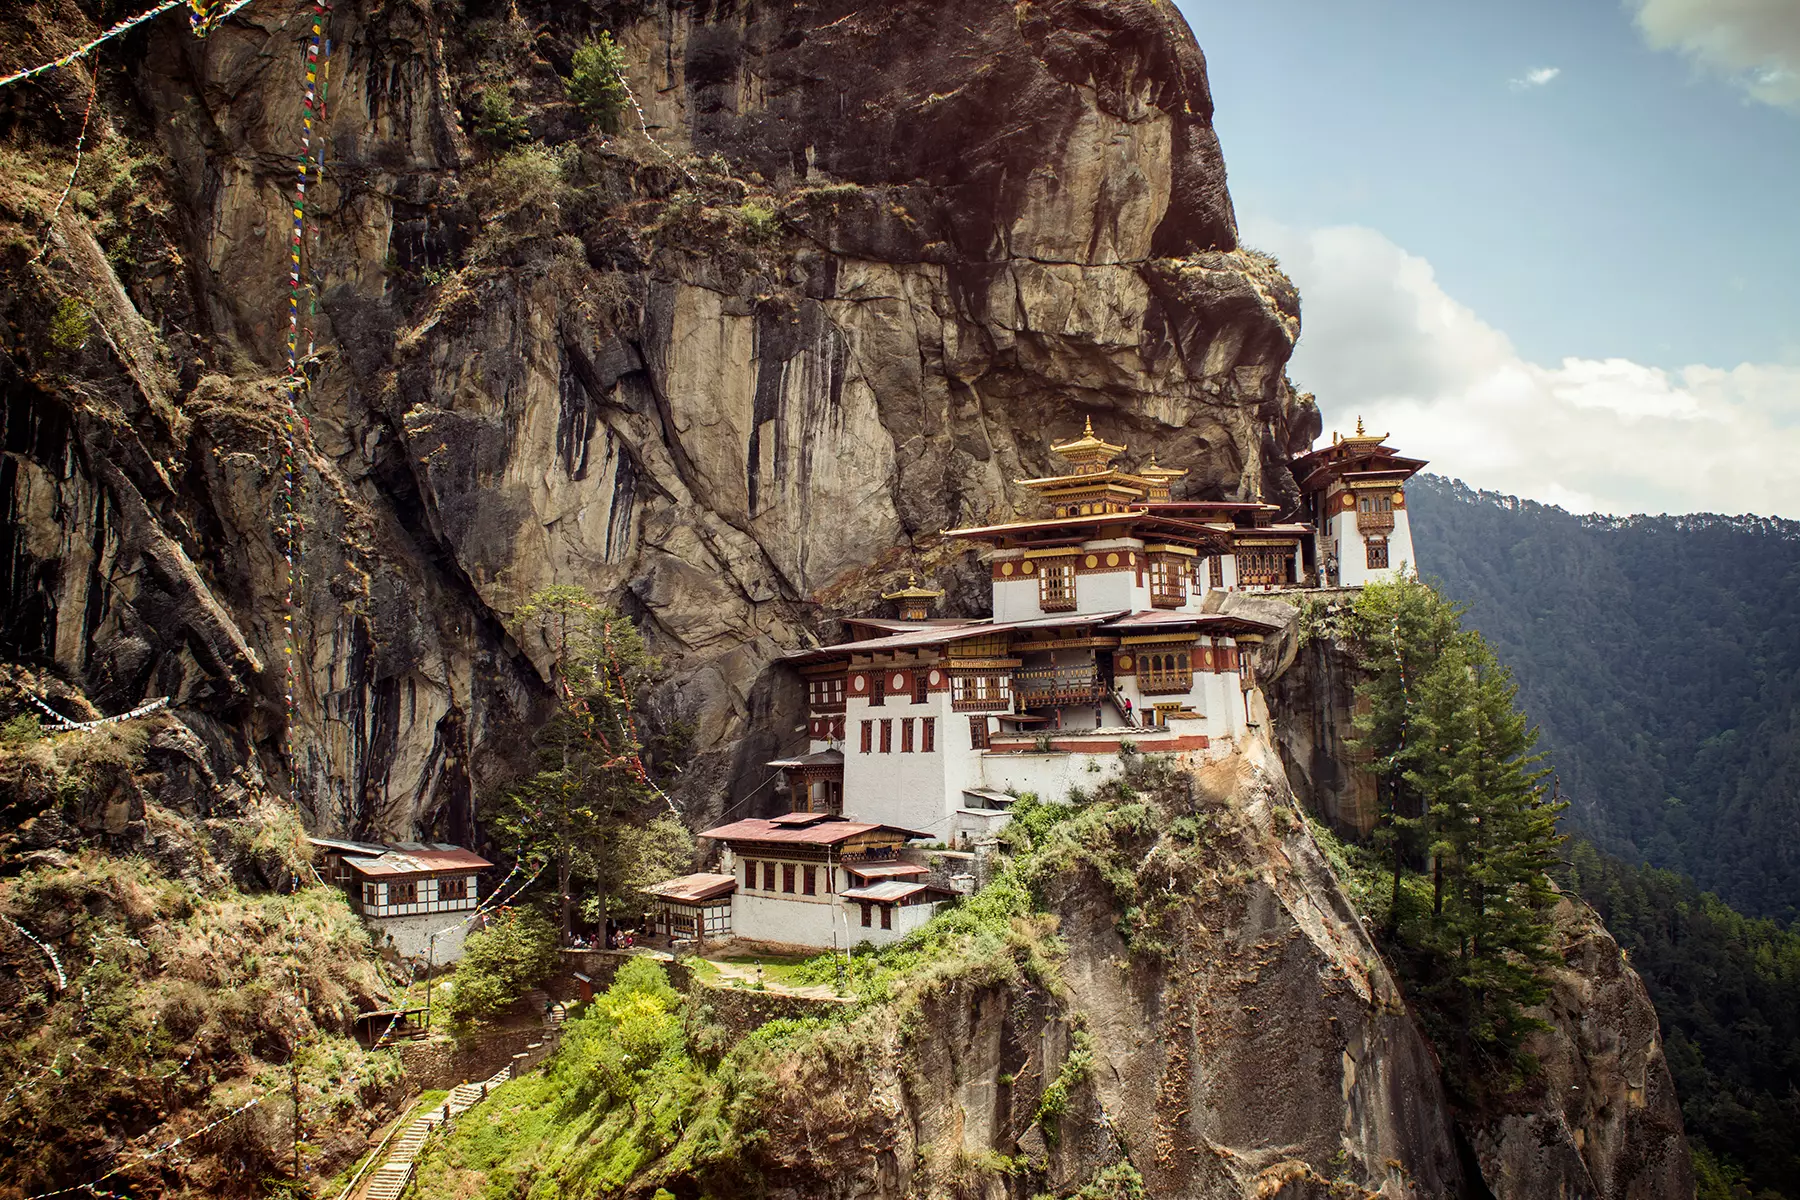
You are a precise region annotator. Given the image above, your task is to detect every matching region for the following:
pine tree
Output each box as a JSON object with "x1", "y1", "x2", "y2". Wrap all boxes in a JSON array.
[
  {"x1": 1350, "y1": 575, "x2": 1568, "y2": 1087},
  {"x1": 492, "y1": 586, "x2": 661, "y2": 940},
  {"x1": 1448, "y1": 644, "x2": 1564, "y2": 1065},
  {"x1": 1351, "y1": 573, "x2": 1468, "y2": 934}
]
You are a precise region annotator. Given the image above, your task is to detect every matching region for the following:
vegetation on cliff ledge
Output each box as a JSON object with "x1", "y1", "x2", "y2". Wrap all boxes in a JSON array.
[
  {"x1": 1346, "y1": 576, "x2": 1568, "y2": 1094},
  {"x1": 407, "y1": 761, "x2": 1239, "y2": 1198}
]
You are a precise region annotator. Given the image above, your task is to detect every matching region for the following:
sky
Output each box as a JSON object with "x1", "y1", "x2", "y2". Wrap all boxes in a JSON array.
[{"x1": 1175, "y1": 0, "x2": 1800, "y2": 517}]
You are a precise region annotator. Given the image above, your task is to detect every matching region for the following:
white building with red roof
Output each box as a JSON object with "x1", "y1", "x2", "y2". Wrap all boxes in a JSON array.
[
  {"x1": 309, "y1": 838, "x2": 492, "y2": 962},
  {"x1": 649, "y1": 419, "x2": 1427, "y2": 951}
]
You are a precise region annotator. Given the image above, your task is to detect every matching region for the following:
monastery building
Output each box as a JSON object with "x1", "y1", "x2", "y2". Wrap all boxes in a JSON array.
[{"x1": 649, "y1": 421, "x2": 1425, "y2": 951}]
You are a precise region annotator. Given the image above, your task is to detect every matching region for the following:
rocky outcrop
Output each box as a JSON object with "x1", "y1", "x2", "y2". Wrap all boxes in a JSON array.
[
  {"x1": 1253, "y1": 596, "x2": 1695, "y2": 1200},
  {"x1": 1, "y1": 0, "x2": 1317, "y2": 839},
  {"x1": 680, "y1": 743, "x2": 1472, "y2": 1200},
  {"x1": 1471, "y1": 896, "x2": 1695, "y2": 1200}
]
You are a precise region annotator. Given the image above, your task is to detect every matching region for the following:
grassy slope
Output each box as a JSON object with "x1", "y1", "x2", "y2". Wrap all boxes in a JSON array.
[{"x1": 0, "y1": 714, "x2": 408, "y2": 1198}]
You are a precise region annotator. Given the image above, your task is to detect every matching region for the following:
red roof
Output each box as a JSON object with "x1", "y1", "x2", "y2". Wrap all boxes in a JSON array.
[
  {"x1": 782, "y1": 611, "x2": 1130, "y2": 664},
  {"x1": 345, "y1": 846, "x2": 493, "y2": 877},
  {"x1": 699, "y1": 815, "x2": 929, "y2": 845},
  {"x1": 645, "y1": 873, "x2": 738, "y2": 903},
  {"x1": 844, "y1": 862, "x2": 930, "y2": 880},
  {"x1": 1101, "y1": 612, "x2": 1279, "y2": 636},
  {"x1": 945, "y1": 511, "x2": 1233, "y2": 547}
]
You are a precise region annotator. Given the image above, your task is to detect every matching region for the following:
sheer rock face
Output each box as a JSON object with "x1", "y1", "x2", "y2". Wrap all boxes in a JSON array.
[
  {"x1": 1257, "y1": 605, "x2": 1695, "y2": 1200},
  {"x1": 4, "y1": 0, "x2": 1315, "y2": 837},
  {"x1": 1473, "y1": 897, "x2": 1696, "y2": 1200}
]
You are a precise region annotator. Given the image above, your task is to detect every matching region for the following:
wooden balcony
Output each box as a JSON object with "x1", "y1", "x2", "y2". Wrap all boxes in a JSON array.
[
  {"x1": 952, "y1": 695, "x2": 1013, "y2": 713},
  {"x1": 1039, "y1": 593, "x2": 1077, "y2": 613},
  {"x1": 1150, "y1": 586, "x2": 1186, "y2": 609},
  {"x1": 1138, "y1": 669, "x2": 1193, "y2": 695},
  {"x1": 1356, "y1": 509, "x2": 1395, "y2": 534},
  {"x1": 1014, "y1": 664, "x2": 1106, "y2": 706}
]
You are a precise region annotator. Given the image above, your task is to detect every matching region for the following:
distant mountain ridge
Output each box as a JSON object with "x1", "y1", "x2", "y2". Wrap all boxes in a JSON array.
[
  {"x1": 1442, "y1": 479, "x2": 1800, "y2": 541},
  {"x1": 1406, "y1": 474, "x2": 1800, "y2": 924}
]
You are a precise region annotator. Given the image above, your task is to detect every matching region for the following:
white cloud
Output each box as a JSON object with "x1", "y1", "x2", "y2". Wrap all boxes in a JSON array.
[
  {"x1": 1631, "y1": 0, "x2": 1800, "y2": 110},
  {"x1": 1244, "y1": 219, "x2": 1800, "y2": 517},
  {"x1": 1510, "y1": 66, "x2": 1562, "y2": 89}
]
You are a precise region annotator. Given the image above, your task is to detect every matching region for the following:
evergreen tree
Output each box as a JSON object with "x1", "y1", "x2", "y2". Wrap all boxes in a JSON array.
[
  {"x1": 1350, "y1": 575, "x2": 1567, "y2": 1086},
  {"x1": 492, "y1": 586, "x2": 662, "y2": 939},
  {"x1": 1351, "y1": 573, "x2": 1469, "y2": 935},
  {"x1": 1441, "y1": 643, "x2": 1564, "y2": 1067}
]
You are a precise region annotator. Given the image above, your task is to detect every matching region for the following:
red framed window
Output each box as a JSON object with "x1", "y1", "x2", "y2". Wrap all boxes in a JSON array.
[
  {"x1": 912, "y1": 670, "x2": 929, "y2": 704},
  {"x1": 763, "y1": 862, "x2": 777, "y2": 890},
  {"x1": 870, "y1": 673, "x2": 886, "y2": 706},
  {"x1": 860, "y1": 902, "x2": 873, "y2": 927},
  {"x1": 921, "y1": 717, "x2": 936, "y2": 753},
  {"x1": 782, "y1": 864, "x2": 795, "y2": 893},
  {"x1": 802, "y1": 866, "x2": 817, "y2": 895},
  {"x1": 901, "y1": 718, "x2": 914, "y2": 752},
  {"x1": 969, "y1": 716, "x2": 989, "y2": 750},
  {"x1": 860, "y1": 720, "x2": 873, "y2": 753},
  {"x1": 880, "y1": 719, "x2": 893, "y2": 753},
  {"x1": 743, "y1": 859, "x2": 757, "y2": 888},
  {"x1": 880, "y1": 905, "x2": 893, "y2": 930}
]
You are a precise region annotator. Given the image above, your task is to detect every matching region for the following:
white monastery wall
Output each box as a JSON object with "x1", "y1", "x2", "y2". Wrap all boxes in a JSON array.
[
  {"x1": 843, "y1": 688, "x2": 957, "y2": 835},
  {"x1": 360, "y1": 874, "x2": 481, "y2": 918},
  {"x1": 1329, "y1": 507, "x2": 1415, "y2": 587},
  {"x1": 854, "y1": 901, "x2": 939, "y2": 946},
  {"x1": 979, "y1": 750, "x2": 1126, "y2": 802},
  {"x1": 732, "y1": 891, "x2": 849, "y2": 948},
  {"x1": 730, "y1": 888, "x2": 941, "y2": 949},
  {"x1": 991, "y1": 576, "x2": 1042, "y2": 621},
  {"x1": 369, "y1": 912, "x2": 471, "y2": 962}
]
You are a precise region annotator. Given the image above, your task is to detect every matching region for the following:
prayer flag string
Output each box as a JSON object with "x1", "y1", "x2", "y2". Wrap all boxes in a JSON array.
[
  {"x1": 278, "y1": 2, "x2": 331, "y2": 760},
  {"x1": 0, "y1": 0, "x2": 258, "y2": 91},
  {"x1": 32, "y1": 61, "x2": 99, "y2": 263}
]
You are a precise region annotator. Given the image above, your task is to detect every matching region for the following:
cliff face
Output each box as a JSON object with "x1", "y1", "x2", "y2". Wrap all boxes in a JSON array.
[
  {"x1": 1, "y1": 0, "x2": 1316, "y2": 842},
  {"x1": 1259, "y1": 612, "x2": 1696, "y2": 1200},
  {"x1": 0, "y1": 5, "x2": 1697, "y2": 1198}
]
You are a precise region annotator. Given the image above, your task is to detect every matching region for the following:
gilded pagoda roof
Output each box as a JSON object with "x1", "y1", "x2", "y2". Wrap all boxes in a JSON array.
[
  {"x1": 880, "y1": 572, "x2": 945, "y2": 601},
  {"x1": 1049, "y1": 417, "x2": 1127, "y2": 469}
]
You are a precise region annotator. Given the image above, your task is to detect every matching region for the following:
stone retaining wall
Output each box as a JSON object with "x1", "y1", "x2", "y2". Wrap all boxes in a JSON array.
[{"x1": 396, "y1": 1026, "x2": 550, "y2": 1091}]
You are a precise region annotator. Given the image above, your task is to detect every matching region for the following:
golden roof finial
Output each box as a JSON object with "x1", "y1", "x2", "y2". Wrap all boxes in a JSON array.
[
  {"x1": 1084, "y1": 416, "x2": 1095, "y2": 437},
  {"x1": 1355, "y1": 415, "x2": 1365, "y2": 437}
]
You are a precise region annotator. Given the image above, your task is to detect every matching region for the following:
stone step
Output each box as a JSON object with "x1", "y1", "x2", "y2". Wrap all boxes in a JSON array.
[{"x1": 364, "y1": 1162, "x2": 413, "y2": 1200}]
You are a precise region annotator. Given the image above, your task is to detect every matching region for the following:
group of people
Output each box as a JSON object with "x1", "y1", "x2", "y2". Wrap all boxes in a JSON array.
[{"x1": 566, "y1": 928, "x2": 636, "y2": 950}]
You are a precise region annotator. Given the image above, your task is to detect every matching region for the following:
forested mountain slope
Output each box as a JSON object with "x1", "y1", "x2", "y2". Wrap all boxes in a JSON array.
[{"x1": 1407, "y1": 474, "x2": 1800, "y2": 923}]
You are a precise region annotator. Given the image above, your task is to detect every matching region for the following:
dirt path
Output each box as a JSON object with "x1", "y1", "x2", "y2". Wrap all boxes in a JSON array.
[{"x1": 699, "y1": 959, "x2": 847, "y2": 1001}]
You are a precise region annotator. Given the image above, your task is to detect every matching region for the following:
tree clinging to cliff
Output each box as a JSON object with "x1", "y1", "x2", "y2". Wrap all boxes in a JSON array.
[
  {"x1": 1351, "y1": 575, "x2": 1567, "y2": 1086},
  {"x1": 492, "y1": 586, "x2": 669, "y2": 940}
]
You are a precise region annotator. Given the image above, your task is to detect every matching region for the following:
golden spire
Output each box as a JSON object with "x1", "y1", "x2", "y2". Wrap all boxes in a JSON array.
[
  {"x1": 1049, "y1": 418, "x2": 1127, "y2": 475},
  {"x1": 1355, "y1": 416, "x2": 1365, "y2": 436},
  {"x1": 881, "y1": 572, "x2": 944, "y2": 620}
]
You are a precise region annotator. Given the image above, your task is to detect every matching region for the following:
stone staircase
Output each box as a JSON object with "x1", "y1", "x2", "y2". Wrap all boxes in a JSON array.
[
  {"x1": 351, "y1": 1011, "x2": 567, "y2": 1200},
  {"x1": 357, "y1": 1065, "x2": 517, "y2": 1200}
]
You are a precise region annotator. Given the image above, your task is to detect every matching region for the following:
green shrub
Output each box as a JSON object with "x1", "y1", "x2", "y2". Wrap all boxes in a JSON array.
[
  {"x1": 1071, "y1": 1162, "x2": 1150, "y2": 1199},
  {"x1": 470, "y1": 144, "x2": 568, "y2": 216},
  {"x1": 1, "y1": 713, "x2": 42, "y2": 745},
  {"x1": 567, "y1": 34, "x2": 629, "y2": 131},
  {"x1": 49, "y1": 296, "x2": 90, "y2": 352},
  {"x1": 471, "y1": 87, "x2": 530, "y2": 150},
  {"x1": 442, "y1": 908, "x2": 560, "y2": 1030},
  {"x1": 734, "y1": 202, "x2": 779, "y2": 243}
]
